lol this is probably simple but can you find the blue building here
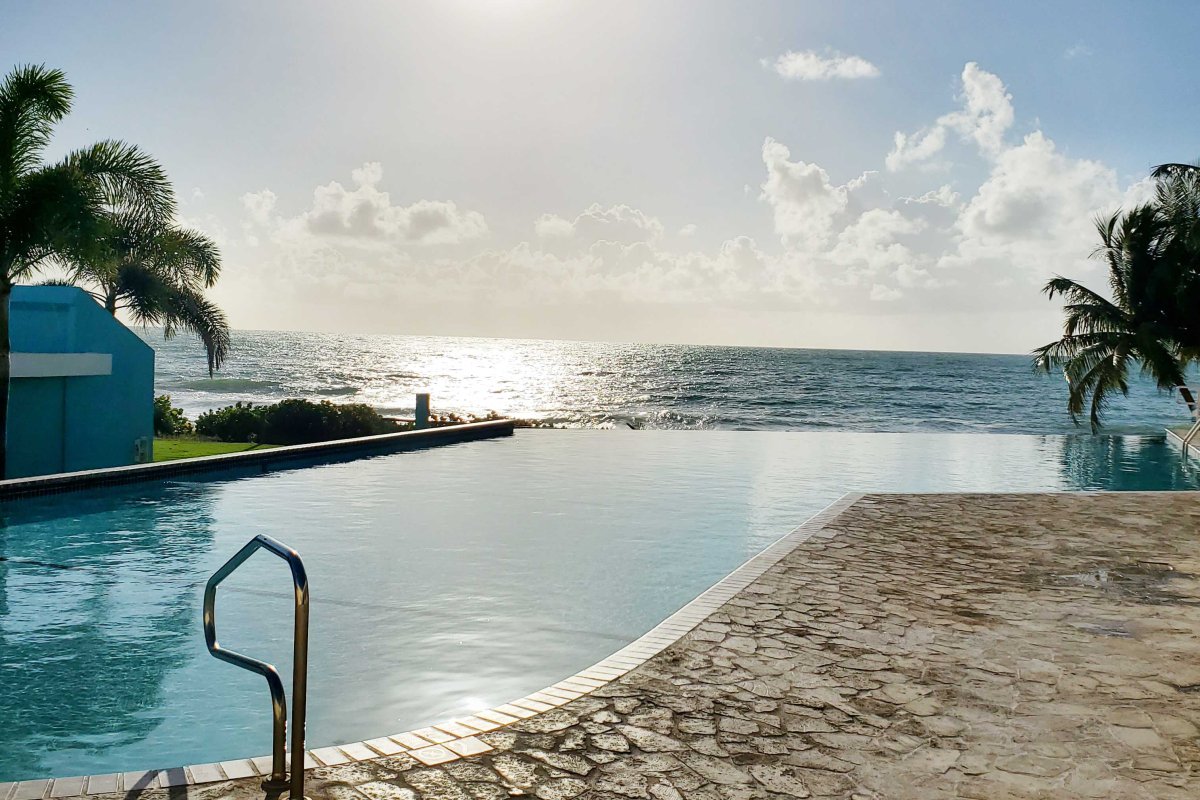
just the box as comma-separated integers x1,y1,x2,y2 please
7,285,154,479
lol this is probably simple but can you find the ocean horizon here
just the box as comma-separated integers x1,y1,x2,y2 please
142,328,1194,435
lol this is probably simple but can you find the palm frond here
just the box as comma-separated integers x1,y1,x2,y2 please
0,64,72,191
1151,162,1200,179
161,284,231,375
58,139,175,223
152,226,221,288
0,163,103,277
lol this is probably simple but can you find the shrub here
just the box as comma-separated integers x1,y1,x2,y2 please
153,395,193,436
333,402,400,438
195,401,265,442
260,398,335,445
195,399,400,444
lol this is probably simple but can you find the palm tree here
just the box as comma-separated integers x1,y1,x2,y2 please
1034,169,1200,430
60,212,230,375
0,64,173,476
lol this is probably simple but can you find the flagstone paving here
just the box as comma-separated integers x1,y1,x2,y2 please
90,493,1200,798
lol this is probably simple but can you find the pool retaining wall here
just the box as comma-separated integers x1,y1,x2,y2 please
0,419,515,500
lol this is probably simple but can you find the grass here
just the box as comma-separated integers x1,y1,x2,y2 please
153,438,276,462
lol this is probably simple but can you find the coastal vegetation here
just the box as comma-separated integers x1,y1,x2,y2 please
0,63,230,475
153,395,542,460
153,394,194,436
196,398,401,445
1035,163,1200,430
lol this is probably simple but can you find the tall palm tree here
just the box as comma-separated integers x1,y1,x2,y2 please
1034,170,1200,430
0,64,173,476
61,213,230,375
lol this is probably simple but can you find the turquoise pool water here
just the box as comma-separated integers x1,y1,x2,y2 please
1,430,1197,781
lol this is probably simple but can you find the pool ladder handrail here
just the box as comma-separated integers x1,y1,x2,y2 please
203,534,310,799
1175,386,1200,456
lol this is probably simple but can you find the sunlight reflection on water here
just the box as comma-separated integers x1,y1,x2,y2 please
146,331,1196,434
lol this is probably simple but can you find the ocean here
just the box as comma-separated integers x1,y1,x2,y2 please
143,329,1193,435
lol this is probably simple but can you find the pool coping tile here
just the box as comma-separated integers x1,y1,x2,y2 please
218,760,257,780
121,771,159,792
561,675,605,688
185,764,224,785
443,737,491,758
409,746,457,766
84,775,120,795
502,700,546,715
13,492,864,794
156,768,189,788
389,732,433,750
11,781,48,800
453,716,501,732
46,778,84,799
362,738,405,756
410,727,455,744
310,747,351,767
527,691,571,706
432,721,477,738
337,742,377,762
552,680,595,694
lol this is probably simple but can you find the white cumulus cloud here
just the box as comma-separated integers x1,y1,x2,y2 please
760,137,869,249
244,163,488,248
535,203,664,244
768,50,881,81
302,162,487,245
886,62,1013,170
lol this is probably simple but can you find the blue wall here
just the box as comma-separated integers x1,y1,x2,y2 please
7,286,155,478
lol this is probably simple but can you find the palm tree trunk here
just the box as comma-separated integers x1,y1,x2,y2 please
1180,385,1198,417
0,279,11,479
104,288,117,314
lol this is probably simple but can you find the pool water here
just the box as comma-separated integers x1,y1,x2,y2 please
1,430,1196,781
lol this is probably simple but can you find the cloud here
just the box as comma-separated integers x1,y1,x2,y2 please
870,284,903,302
535,203,664,243
244,163,488,248
303,163,487,245
767,50,880,81
223,62,1150,346
242,189,277,224
886,62,1013,170
956,132,1115,244
760,137,869,249
902,185,959,208
1064,42,1093,59
761,62,1130,305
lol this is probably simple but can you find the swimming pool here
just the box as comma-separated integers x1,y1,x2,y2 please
1,430,1196,781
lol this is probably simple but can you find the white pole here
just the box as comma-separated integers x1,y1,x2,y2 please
415,393,430,429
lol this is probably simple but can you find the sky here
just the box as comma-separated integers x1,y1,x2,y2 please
4,0,1200,353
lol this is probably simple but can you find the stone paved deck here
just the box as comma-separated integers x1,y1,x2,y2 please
94,493,1200,799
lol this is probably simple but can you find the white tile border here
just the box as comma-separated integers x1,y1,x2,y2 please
6,492,863,797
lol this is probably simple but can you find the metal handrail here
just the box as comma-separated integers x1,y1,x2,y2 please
203,535,310,799
1183,418,1200,456
1173,387,1200,457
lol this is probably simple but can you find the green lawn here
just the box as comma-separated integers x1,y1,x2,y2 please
153,438,276,462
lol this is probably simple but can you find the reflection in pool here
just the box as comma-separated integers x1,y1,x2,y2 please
0,431,1195,780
